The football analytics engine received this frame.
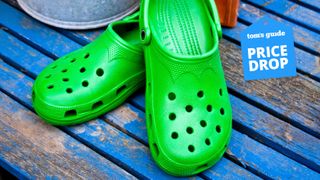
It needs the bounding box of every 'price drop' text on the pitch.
[247,45,288,72]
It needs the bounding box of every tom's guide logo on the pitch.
[240,17,296,81]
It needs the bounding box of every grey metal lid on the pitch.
[17,0,140,30]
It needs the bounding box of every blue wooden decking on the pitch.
[0,0,319,179]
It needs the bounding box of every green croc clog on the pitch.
[32,17,144,126]
[140,0,232,176]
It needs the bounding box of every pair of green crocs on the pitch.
[33,0,232,176]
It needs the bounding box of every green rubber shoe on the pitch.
[32,18,144,126]
[140,0,231,176]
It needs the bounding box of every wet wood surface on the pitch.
[0,92,134,179]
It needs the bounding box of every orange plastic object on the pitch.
[215,0,239,27]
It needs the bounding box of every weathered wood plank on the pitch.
[64,22,320,84]
[59,28,105,46]
[1,8,319,178]
[3,0,105,47]
[4,0,319,82]
[0,0,318,177]
[220,22,320,140]
[1,9,319,174]
[50,8,320,144]
[0,1,81,58]
[60,6,320,82]
[0,49,294,177]
[244,0,320,33]
[102,99,320,179]
[290,0,320,12]
[65,120,202,180]
[0,21,259,177]
[0,59,203,179]
[229,95,320,172]
[64,0,320,57]
[0,31,260,178]
[130,87,320,173]
[238,2,320,55]
[219,39,320,139]
[0,92,135,179]
[202,158,261,179]
[2,58,313,179]
[0,30,52,78]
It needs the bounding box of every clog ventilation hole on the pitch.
[167,89,225,153]
[33,52,128,117]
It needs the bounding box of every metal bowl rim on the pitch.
[17,0,140,29]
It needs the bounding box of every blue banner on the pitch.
[241,17,296,80]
